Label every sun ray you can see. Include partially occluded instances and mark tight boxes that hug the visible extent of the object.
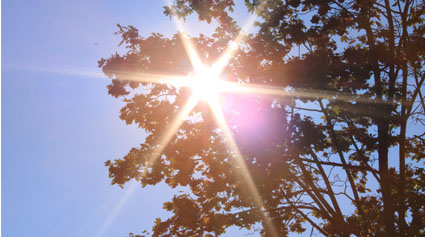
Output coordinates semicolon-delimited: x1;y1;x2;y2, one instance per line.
222;81;397;105
211;13;259;76
166;0;204;73
144;94;200;169
96;96;199;236
4;64;193;88
111;70;191;87
96;95;200;236
95;180;139;237
4;64;107;79
208;99;279;237
211;2;267;76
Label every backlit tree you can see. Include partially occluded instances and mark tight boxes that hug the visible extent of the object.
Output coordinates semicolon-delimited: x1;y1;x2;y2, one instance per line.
99;0;425;236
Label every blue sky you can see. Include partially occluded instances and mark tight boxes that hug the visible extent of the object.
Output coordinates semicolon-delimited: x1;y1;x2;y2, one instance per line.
2;0;252;236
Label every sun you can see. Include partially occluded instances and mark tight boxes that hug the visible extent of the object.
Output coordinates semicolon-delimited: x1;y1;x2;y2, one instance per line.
190;66;223;103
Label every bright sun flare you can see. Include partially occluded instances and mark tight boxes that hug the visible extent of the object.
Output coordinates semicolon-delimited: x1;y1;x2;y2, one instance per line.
191;67;222;102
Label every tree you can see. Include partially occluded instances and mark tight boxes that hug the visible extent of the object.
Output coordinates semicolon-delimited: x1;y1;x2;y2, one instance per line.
99;0;425;236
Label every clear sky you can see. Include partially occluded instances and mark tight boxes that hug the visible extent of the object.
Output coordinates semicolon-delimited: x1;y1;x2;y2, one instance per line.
2;0;252;236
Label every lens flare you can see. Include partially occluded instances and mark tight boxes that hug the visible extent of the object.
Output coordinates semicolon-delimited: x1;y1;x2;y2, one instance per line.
99;1;280;235
209;99;279;236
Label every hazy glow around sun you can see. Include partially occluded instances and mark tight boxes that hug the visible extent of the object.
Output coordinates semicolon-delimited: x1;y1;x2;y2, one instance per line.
190;66;223;102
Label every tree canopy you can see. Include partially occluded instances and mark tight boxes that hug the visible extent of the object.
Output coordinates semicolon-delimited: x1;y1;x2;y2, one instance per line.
99;0;425;236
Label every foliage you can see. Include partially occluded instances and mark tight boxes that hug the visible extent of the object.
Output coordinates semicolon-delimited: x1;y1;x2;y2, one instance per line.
99;0;425;236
